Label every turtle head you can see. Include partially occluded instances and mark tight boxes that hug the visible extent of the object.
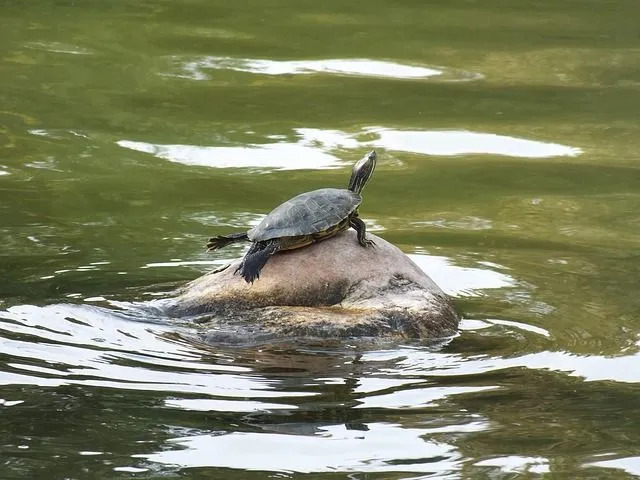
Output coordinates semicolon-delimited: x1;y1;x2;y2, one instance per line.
348;150;377;194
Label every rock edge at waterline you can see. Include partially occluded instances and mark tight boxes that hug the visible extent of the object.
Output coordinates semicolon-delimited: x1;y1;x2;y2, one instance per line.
165;231;459;343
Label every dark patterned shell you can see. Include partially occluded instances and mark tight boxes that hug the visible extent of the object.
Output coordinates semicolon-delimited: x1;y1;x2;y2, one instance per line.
247;188;361;241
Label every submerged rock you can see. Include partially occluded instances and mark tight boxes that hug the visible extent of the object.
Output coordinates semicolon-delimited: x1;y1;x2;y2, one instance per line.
165;231;459;342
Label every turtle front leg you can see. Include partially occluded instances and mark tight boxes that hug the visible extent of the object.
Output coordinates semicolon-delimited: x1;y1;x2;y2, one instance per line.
349;216;375;248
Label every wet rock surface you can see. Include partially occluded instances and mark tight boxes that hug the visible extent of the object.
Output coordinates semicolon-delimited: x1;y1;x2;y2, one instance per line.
164;231;459;342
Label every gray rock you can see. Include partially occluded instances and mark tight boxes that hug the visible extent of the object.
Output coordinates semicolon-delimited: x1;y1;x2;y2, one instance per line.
164;230;459;343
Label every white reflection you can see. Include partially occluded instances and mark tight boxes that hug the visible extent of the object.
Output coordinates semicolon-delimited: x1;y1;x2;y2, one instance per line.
117;140;345;170
113;467;148;473
366;347;640;384
412;216;493;231
356;385;497;409
188;211;265;229
288;127;582;159
25;158;63;172
24;41;93;55
295;127;360;149
459;318;550;337
475;455;550;474
28;129;89;139
142;260;222;268
363;127;583;158
586;456;640;476
408;254;516;297
165;398;294;412
364;218;386;232
177;56;442;80
352;377;419;394
0;170;8;176
139;422;462;473
485;318;550;337
118;126;581;171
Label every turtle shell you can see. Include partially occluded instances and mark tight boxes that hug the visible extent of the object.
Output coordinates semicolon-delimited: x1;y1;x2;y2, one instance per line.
248;188;361;242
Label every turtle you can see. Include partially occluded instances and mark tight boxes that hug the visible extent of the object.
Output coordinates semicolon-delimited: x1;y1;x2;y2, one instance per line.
207;150;377;283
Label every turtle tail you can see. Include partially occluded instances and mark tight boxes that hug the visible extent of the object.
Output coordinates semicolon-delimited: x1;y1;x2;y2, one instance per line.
207;232;248;251
235;240;280;284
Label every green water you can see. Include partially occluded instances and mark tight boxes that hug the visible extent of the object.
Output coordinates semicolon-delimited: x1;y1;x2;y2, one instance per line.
2;0;640;478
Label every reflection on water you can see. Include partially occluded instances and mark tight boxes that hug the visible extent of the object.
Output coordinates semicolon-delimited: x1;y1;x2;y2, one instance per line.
0;271;639;476
3;293;638;475
474;456;550;475
411;215;493;230
164;397;293;412
364;127;583;158
369;345;640;383
117;140;346;170
172;56;445;80
188;211;265;230
408;254;516;297
462;318;551;337
118;126;581;170
586;456;640;477
0;304;272;395
23;41;93;56
143;259;222;269
139;422;467;473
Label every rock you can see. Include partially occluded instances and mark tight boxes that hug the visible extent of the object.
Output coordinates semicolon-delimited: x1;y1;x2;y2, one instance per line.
163;230;459;343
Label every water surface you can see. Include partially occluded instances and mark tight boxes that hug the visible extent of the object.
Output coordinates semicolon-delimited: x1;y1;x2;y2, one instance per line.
2;0;640;478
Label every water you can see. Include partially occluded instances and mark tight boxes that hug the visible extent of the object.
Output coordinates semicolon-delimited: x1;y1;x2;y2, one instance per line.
1;0;640;478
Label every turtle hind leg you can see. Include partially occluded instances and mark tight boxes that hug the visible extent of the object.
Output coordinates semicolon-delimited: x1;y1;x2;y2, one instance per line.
349;216;375;247
235;240;280;284
206;232;248;251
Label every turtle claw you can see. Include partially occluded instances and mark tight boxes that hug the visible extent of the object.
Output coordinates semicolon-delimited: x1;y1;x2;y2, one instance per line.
213;263;231;274
359;237;375;248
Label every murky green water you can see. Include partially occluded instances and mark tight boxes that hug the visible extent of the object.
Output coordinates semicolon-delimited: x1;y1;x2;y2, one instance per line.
2;0;640;478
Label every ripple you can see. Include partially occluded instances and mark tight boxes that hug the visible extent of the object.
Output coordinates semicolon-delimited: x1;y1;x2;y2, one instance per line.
0;304;313;399
24;41;93;55
460;318;551;337
408;254;516;297
24;157;63;172
138;422;467;473
474;456;550;474
412;216;493;231
188;211;265;228
28;128;89;139
355;385;497;409
367;347;640;384
38;260;117;281
172;56;447;80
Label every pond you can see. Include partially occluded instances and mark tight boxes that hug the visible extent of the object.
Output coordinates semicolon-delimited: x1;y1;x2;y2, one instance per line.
1;0;640;478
